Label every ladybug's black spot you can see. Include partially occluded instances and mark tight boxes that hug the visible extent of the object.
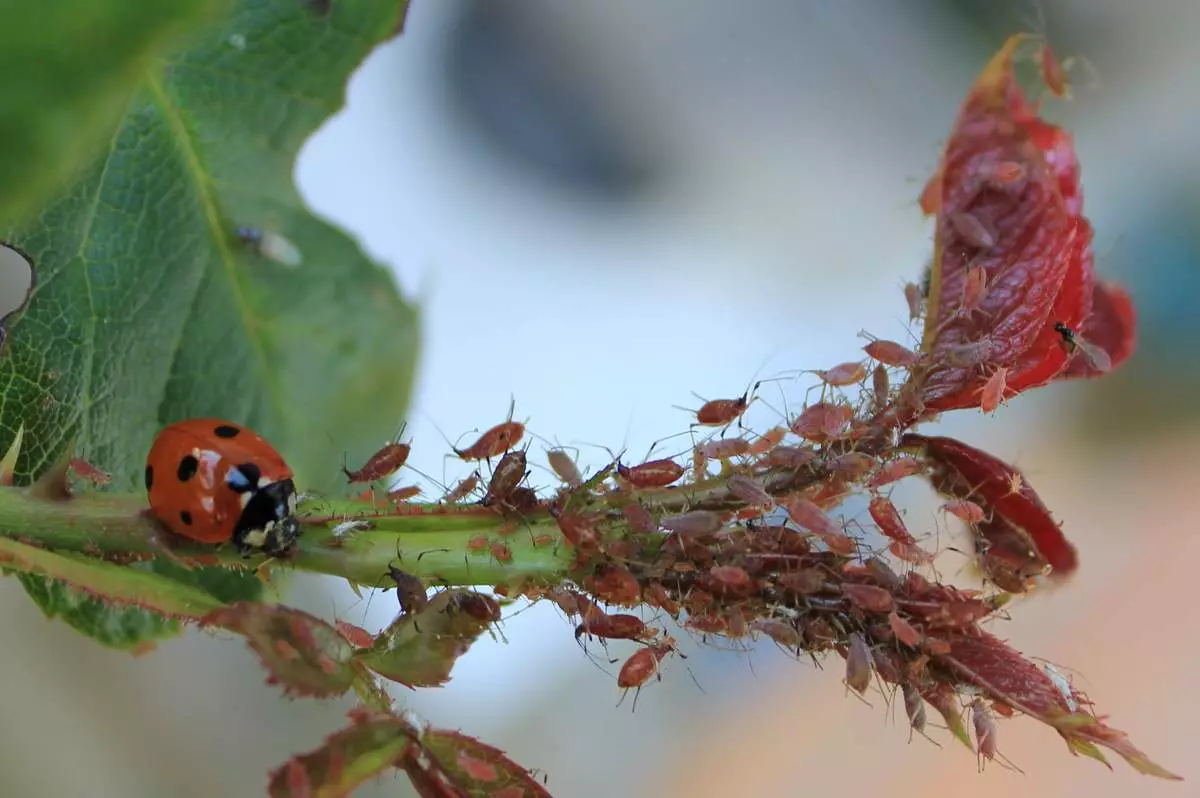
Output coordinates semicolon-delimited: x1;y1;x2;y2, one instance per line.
179;510;193;526
232;462;261;491
213;424;240;439
177;454;198;482
144;465;154;490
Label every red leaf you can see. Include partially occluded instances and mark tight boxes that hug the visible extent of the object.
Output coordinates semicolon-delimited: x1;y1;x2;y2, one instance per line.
902;434;1077;586
1059;280;1137;379
914;34;1108;413
940;631;1181;780
356;589;498;689
202;603;359;698
267;711;411;798
410;727;552;797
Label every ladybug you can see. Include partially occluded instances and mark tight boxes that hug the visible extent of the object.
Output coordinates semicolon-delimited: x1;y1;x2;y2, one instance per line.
145;418;300;557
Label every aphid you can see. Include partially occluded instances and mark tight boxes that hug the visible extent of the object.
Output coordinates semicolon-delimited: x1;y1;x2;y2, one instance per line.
617;637;679;705
815;361;867;387
545;448;583;488
236;227;303;267
449;592;502;623
845;632;872;695
465;535;489;553
866;456;924;489
454;420;525;461
1042;662;1079;712
659;510;721;538
960;263;988;315
889;541;935;565
1040;40;1071;99
643;582;681;616
942;337;997;368
336;621;374;648
948;212;996;250
694;438;751;461
617;458;684;488
765;445;817;471
784;496;839;537
575;613;650;642
622;502;657;535
444;472;481;503
481;450;527;507
888;611;922;647
979;160;1027;192
790;402;852;442
693;393;750;427
868;495;916;544
970;698;998;763
979;366;1008;414
344;439;411;483
586;564;641;605
842;583;894;614
506;486;539;515
941;499;986;524
386;485;422;503
331;519;371;538
69;457;111;484
385;564;428;615
863;339;920;368
750;619;802;649
903;281;923;322
1054;321;1112;373
705;565;754;597
1003;471;1024;497
871;365;889;410
725;474;774;508
747;426;787;456
826;452;875;481
902;682;927;735
777;568;824;596
489;540;513;563
553;509;600;550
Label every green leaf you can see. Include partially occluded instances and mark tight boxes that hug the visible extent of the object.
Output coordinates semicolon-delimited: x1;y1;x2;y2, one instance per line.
0;1;229;223
201;601;362;698
14;571;180;652
358;589;500;688
146;558;267;604
0;535;225;617
0;0;417;498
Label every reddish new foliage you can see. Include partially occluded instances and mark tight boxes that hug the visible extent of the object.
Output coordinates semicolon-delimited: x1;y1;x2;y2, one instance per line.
911;34;1134;416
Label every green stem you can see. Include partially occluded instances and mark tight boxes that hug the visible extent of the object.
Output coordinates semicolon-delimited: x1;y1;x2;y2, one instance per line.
0;486;573;588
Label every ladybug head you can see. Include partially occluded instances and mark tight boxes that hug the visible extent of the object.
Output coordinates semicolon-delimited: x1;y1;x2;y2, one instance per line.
235;478;300;557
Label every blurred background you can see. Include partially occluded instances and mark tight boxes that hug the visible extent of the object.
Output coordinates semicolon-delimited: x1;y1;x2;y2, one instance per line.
3;1;1198;795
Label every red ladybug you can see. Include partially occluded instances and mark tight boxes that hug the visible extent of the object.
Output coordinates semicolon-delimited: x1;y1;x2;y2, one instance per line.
145;419;300;557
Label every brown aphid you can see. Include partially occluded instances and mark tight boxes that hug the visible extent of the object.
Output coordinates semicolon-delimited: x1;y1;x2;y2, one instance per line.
842;583;895;614
941;499;985;524
750;619;802;649
863;339;920;368
765;445;817;471
704;565;754;597
454;421;525;461
694;438;751;460
971;698;998;763
643;582;681;616
790;402;852;443
444;471;481;503
866;456;924;489
344;441;410;483
890;540;935;565
617;637;679;708
489;541;513;563
385;564;428;616
622;502;657;535
481;450;527;507
466;535;489;553
777;568;824;596
450;592;502;623
868;495;916;544
748;425;787;456
553;509;601;550
386;485;422;503
545;448;583;488
961;263;988;315
902;682;927;735
617;458;685;488
575;613;651;642
904;281;924;321
725;474;774;508
888;611;922;647
949;211;996;250
69;457;110;484
827;451;876;481
693;394;750;427
845;632;872;695
659;510;721;538
816;361;867;387
586;564;641;605
871;365;889;410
